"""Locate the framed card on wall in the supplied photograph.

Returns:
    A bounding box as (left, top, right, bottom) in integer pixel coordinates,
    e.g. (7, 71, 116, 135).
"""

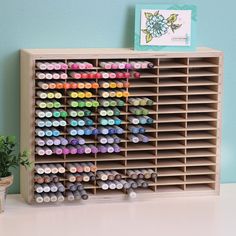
(134, 4, 197, 51)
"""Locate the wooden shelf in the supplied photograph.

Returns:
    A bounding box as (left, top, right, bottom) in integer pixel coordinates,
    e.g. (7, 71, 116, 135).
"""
(20, 48, 223, 204)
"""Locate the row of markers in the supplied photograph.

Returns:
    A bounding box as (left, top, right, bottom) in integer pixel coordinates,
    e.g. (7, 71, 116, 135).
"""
(36, 61, 154, 70)
(34, 162, 158, 203)
(36, 71, 140, 79)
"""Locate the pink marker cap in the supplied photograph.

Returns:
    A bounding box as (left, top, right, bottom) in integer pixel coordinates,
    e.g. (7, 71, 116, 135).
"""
(111, 63, 118, 69)
(125, 63, 132, 69)
(109, 72, 116, 79)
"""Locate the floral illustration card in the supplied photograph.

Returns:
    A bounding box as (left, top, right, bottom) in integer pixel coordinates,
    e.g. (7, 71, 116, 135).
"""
(134, 4, 197, 51)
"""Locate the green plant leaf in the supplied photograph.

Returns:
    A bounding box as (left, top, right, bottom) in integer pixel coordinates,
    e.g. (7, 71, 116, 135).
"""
(154, 11, 159, 16)
(141, 29, 148, 34)
(144, 12, 153, 19)
(146, 33, 153, 43)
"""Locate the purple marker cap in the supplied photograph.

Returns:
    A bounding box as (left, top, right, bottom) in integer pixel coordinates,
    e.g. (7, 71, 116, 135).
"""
(52, 138, 61, 146)
(59, 137, 69, 146)
(125, 63, 132, 69)
(98, 145, 107, 153)
(89, 145, 98, 154)
(78, 138, 85, 145)
(53, 146, 63, 155)
(62, 148, 70, 155)
(76, 146, 85, 154)
(69, 146, 77, 155)
(113, 144, 121, 153)
(69, 138, 78, 146)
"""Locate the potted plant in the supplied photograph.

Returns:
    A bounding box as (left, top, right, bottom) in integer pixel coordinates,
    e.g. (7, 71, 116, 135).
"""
(0, 135, 31, 213)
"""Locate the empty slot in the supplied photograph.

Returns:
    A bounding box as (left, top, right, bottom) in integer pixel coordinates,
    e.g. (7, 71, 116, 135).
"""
(158, 113, 186, 123)
(156, 176, 184, 185)
(127, 159, 156, 169)
(133, 187, 156, 194)
(158, 131, 185, 140)
(186, 183, 215, 191)
(35, 155, 64, 164)
(157, 167, 185, 176)
(158, 95, 186, 104)
(186, 174, 215, 184)
(126, 150, 156, 159)
(126, 142, 157, 151)
(158, 140, 185, 149)
(159, 77, 187, 86)
(140, 72, 157, 78)
(95, 189, 125, 196)
(186, 166, 215, 175)
(157, 158, 185, 167)
(65, 155, 95, 162)
(187, 121, 217, 130)
(187, 112, 217, 122)
(159, 86, 186, 95)
(186, 148, 216, 157)
(157, 149, 185, 158)
(159, 58, 188, 67)
(96, 153, 126, 161)
(188, 67, 218, 76)
(129, 88, 157, 96)
(187, 139, 216, 148)
(158, 104, 186, 114)
(188, 103, 217, 112)
(186, 156, 216, 166)
(159, 68, 187, 77)
(188, 57, 219, 67)
(187, 130, 216, 140)
(129, 78, 158, 88)
(97, 161, 125, 170)
(156, 185, 184, 192)
(188, 85, 218, 94)
(188, 76, 219, 85)
(158, 122, 185, 131)
(188, 94, 218, 104)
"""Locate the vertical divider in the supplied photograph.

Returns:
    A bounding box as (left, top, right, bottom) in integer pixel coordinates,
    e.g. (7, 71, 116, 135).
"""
(124, 57, 129, 176)
(32, 59, 36, 202)
(94, 58, 99, 195)
(184, 57, 190, 190)
(155, 57, 159, 192)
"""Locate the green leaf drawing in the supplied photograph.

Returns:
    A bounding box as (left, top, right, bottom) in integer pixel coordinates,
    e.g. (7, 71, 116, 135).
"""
(154, 11, 159, 16)
(144, 12, 153, 19)
(167, 14, 178, 25)
(146, 33, 153, 43)
(141, 29, 148, 34)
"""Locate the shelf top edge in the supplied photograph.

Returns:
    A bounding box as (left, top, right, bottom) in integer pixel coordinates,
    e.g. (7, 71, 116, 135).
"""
(21, 47, 223, 57)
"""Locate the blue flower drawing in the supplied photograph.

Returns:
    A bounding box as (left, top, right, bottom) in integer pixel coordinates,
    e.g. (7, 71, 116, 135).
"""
(142, 11, 182, 43)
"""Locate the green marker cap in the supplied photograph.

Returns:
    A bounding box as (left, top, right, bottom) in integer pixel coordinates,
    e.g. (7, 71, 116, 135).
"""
(53, 111, 60, 117)
(54, 102, 61, 108)
(92, 101, 99, 107)
(85, 101, 92, 107)
(78, 101, 85, 108)
(70, 101, 78, 107)
(60, 111, 68, 118)
(77, 110, 85, 117)
(84, 109, 91, 116)
(47, 102, 54, 109)
(110, 100, 117, 106)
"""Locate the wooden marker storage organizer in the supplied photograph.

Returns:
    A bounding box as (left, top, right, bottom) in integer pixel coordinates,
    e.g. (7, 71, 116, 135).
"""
(20, 48, 223, 204)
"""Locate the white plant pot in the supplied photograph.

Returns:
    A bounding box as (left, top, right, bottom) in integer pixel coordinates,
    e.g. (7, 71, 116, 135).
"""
(0, 175, 13, 213)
